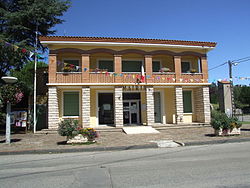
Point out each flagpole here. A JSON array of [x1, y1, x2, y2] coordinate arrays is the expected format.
[[33, 24, 38, 133]]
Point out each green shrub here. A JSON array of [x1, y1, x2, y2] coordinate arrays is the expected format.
[[211, 110, 242, 130], [58, 119, 79, 139], [211, 110, 230, 130], [228, 116, 242, 129]]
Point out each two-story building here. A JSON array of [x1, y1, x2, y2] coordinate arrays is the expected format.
[[40, 36, 216, 129]]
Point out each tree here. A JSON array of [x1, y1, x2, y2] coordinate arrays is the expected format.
[[10, 61, 48, 94], [240, 86, 250, 106], [0, 0, 71, 78], [209, 82, 218, 104]]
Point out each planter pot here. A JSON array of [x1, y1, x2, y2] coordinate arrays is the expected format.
[[67, 134, 88, 144], [214, 128, 241, 136]]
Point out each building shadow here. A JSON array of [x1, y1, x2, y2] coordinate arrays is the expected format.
[[204, 134, 216, 137], [0, 139, 22, 143]]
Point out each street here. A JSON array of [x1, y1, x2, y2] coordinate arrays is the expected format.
[[0, 142, 250, 188]]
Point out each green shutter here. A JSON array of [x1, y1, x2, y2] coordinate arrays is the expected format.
[[153, 61, 160, 72], [122, 61, 142, 72], [63, 92, 79, 116], [183, 91, 192, 113], [99, 60, 114, 72]]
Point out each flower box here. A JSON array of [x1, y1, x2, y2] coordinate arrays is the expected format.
[[214, 128, 241, 136]]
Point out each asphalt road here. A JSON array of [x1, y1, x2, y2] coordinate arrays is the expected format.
[[0, 142, 250, 188]]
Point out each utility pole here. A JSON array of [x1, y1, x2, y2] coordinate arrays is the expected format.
[[228, 60, 235, 117], [33, 24, 38, 133]]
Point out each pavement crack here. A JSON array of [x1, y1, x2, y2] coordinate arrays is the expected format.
[[107, 167, 114, 188]]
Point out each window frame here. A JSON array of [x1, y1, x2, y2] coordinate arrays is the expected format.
[[181, 61, 191, 73], [122, 59, 144, 73], [97, 58, 114, 72], [182, 90, 193, 114], [61, 58, 81, 72], [62, 90, 81, 118], [152, 60, 162, 73]]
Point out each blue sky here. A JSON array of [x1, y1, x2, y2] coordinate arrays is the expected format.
[[54, 0, 250, 85]]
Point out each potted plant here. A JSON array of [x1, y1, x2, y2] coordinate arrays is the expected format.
[[190, 69, 196, 73], [78, 128, 99, 142], [160, 67, 171, 73], [211, 110, 241, 136], [58, 119, 79, 140], [58, 119, 99, 144]]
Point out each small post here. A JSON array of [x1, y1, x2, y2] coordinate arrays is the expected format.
[[228, 60, 235, 117], [33, 24, 38, 133], [6, 102, 11, 144]]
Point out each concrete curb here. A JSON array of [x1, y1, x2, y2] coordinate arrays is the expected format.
[[1, 137, 250, 155], [0, 143, 158, 156], [184, 137, 250, 146]]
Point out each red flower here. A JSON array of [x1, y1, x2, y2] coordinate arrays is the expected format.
[[21, 48, 27, 53]]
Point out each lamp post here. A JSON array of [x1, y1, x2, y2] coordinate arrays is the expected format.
[[1, 76, 18, 144]]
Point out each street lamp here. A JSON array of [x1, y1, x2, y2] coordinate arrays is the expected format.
[[1, 76, 18, 144]]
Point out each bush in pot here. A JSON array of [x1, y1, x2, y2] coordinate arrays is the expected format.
[[58, 119, 79, 140], [211, 110, 241, 136]]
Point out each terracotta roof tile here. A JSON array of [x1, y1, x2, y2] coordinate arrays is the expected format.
[[40, 36, 217, 47]]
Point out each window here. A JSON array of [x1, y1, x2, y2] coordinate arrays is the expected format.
[[181, 62, 190, 73], [98, 60, 114, 72], [153, 61, 161, 72], [122, 60, 142, 72], [63, 92, 79, 116], [183, 91, 192, 113], [63, 59, 80, 72]]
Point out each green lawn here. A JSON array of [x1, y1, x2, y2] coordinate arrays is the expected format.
[[238, 121, 250, 124]]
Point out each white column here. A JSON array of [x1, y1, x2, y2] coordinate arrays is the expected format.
[[202, 86, 211, 123], [175, 86, 184, 124], [114, 86, 123, 127], [48, 86, 59, 129], [146, 86, 155, 126], [82, 87, 91, 127]]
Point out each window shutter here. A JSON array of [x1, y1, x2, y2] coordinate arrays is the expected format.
[[63, 92, 79, 116], [183, 91, 192, 113]]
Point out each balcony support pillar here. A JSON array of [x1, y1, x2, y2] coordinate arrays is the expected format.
[[145, 55, 153, 83], [81, 54, 90, 83], [49, 54, 57, 83], [174, 56, 181, 83], [201, 56, 208, 83], [114, 55, 122, 83]]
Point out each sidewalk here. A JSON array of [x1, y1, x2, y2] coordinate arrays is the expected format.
[[1, 124, 250, 155]]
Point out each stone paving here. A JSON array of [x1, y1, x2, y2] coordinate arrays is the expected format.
[[0, 124, 250, 153]]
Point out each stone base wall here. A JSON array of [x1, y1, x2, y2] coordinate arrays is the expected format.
[[146, 87, 155, 125], [82, 87, 90, 127], [194, 86, 211, 123], [48, 86, 59, 129], [175, 86, 184, 124], [114, 86, 123, 127]]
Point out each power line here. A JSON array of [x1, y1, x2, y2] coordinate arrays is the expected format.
[[208, 62, 227, 71], [232, 56, 250, 62], [209, 56, 250, 71]]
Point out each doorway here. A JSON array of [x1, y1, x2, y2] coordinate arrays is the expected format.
[[98, 93, 114, 125], [123, 100, 140, 125]]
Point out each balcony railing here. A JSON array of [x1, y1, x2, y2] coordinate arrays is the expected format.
[[181, 73, 203, 83], [54, 72, 206, 84], [152, 72, 176, 83], [89, 72, 115, 83], [56, 72, 82, 83]]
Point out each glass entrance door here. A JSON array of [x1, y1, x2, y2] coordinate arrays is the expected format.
[[123, 100, 140, 125]]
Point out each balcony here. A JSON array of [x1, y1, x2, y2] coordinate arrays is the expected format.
[[54, 71, 206, 84]]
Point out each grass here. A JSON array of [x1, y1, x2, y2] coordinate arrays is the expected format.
[[237, 121, 250, 124]]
